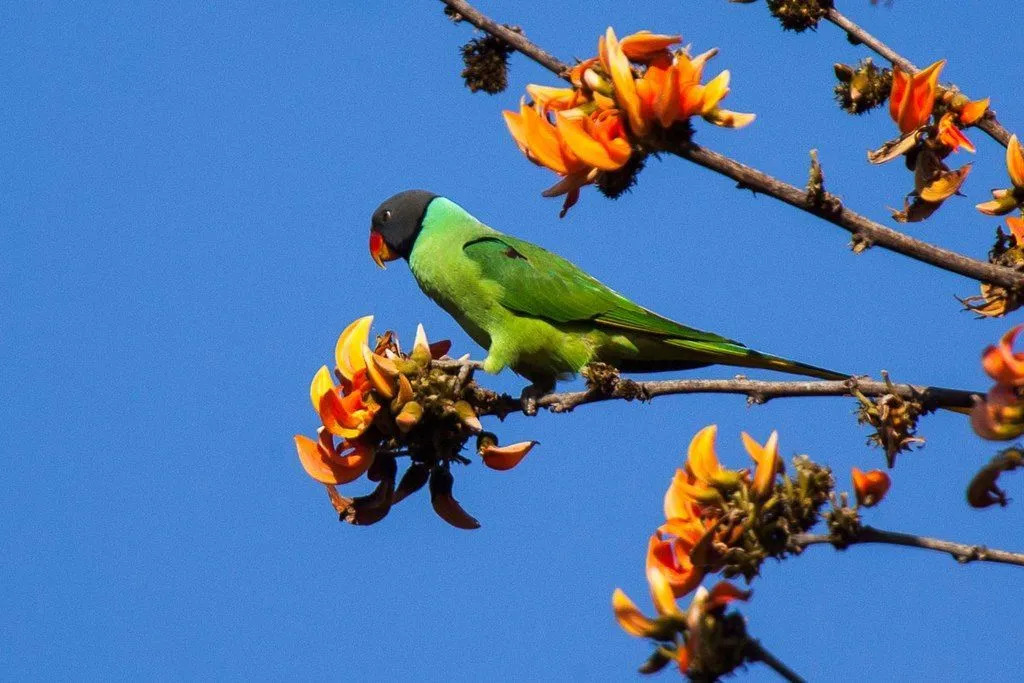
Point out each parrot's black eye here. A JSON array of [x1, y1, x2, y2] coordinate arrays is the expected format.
[[382, 210, 392, 222]]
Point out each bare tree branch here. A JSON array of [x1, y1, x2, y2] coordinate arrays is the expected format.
[[436, 0, 1024, 290], [793, 525, 1024, 568], [825, 6, 1012, 147], [432, 360, 979, 414]]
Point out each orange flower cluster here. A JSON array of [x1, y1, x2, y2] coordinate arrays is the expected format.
[[294, 315, 536, 527], [888, 60, 987, 149], [504, 28, 753, 216], [647, 426, 780, 599], [850, 467, 891, 507], [972, 324, 1024, 440], [873, 59, 988, 222], [977, 135, 1024, 217], [613, 570, 749, 676]]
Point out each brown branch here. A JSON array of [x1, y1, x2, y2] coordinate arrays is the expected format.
[[436, 0, 1024, 291], [825, 6, 1012, 147], [792, 525, 1024, 568], [432, 361, 980, 414]]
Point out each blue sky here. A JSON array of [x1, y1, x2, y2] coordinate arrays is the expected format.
[[3, 1, 1023, 680]]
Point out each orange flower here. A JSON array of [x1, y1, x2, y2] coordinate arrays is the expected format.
[[977, 136, 1024, 215], [647, 530, 705, 598], [850, 467, 891, 507], [971, 384, 1024, 440], [959, 97, 990, 126], [479, 440, 537, 471], [599, 27, 647, 137], [294, 430, 375, 485], [1007, 135, 1024, 189], [981, 324, 1024, 386], [937, 113, 975, 153], [555, 109, 632, 171], [889, 59, 944, 134], [741, 431, 781, 500], [503, 100, 585, 177], [619, 30, 681, 63]]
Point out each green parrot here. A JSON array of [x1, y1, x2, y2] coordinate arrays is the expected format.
[[369, 190, 846, 411]]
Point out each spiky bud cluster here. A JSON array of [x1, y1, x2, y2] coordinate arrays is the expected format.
[[834, 59, 892, 115], [459, 31, 517, 94], [596, 152, 648, 199], [766, 0, 833, 32], [853, 377, 925, 467]]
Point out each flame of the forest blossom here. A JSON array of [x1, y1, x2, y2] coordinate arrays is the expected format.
[[977, 135, 1024, 215], [889, 60, 944, 134], [851, 467, 891, 507], [972, 324, 1024, 440], [294, 316, 535, 528], [503, 27, 753, 215], [613, 574, 749, 674]]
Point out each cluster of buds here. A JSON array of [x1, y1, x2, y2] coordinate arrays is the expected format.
[[503, 28, 753, 216], [833, 59, 892, 115], [866, 60, 988, 223], [971, 325, 1024, 441], [765, 0, 833, 33], [613, 572, 751, 677], [294, 316, 536, 528], [646, 426, 835, 597], [852, 375, 925, 467], [961, 215, 1024, 317]]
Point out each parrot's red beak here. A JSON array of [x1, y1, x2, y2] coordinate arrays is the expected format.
[[369, 229, 397, 269]]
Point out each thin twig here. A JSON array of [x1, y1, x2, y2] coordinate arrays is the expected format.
[[792, 525, 1024, 567], [825, 6, 1012, 147], [432, 360, 980, 414], [436, 0, 1024, 290], [745, 640, 806, 683]]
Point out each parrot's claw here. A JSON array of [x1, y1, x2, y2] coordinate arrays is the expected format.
[[519, 385, 543, 416]]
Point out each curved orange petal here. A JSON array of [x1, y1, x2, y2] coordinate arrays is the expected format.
[[612, 589, 654, 637], [309, 365, 335, 412], [705, 581, 751, 611], [603, 27, 647, 137], [703, 108, 755, 129], [686, 425, 721, 484], [647, 533, 703, 598], [889, 68, 909, 125], [619, 31, 681, 63], [294, 434, 374, 485], [699, 70, 731, 115], [937, 113, 975, 153], [647, 565, 681, 616], [335, 316, 373, 382], [555, 113, 623, 171], [480, 441, 537, 471], [851, 467, 891, 507], [1007, 135, 1024, 189], [900, 59, 944, 133], [664, 468, 702, 521], [742, 431, 779, 500], [959, 97, 989, 125], [1006, 216, 1024, 244], [655, 61, 681, 127]]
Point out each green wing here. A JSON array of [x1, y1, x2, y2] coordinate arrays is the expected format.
[[461, 234, 743, 348]]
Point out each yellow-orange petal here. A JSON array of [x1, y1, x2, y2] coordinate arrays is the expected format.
[[703, 108, 755, 129], [976, 190, 1019, 216], [480, 440, 537, 471], [686, 425, 721, 484], [918, 163, 972, 203], [647, 565, 681, 616], [664, 468, 702, 521], [1007, 135, 1024, 189], [699, 70, 730, 115], [319, 389, 373, 438], [654, 61, 681, 127], [900, 59, 944, 134], [335, 316, 373, 382], [503, 107, 530, 154], [310, 365, 335, 412], [1006, 216, 1024, 244], [889, 68, 909, 125], [742, 431, 780, 500], [603, 27, 647, 137], [705, 581, 751, 611], [851, 467, 891, 507], [619, 31, 682, 63], [647, 533, 703, 598], [555, 112, 627, 171], [294, 434, 373, 485], [960, 97, 990, 125], [526, 84, 581, 112], [982, 324, 1024, 385], [937, 113, 975, 153], [612, 588, 655, 637], [361, 345, 396, 400]]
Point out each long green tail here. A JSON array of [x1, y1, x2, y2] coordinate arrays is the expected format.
[[659, 337, 849, 381]]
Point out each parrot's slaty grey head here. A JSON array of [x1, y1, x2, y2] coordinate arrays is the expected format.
[[369, 189, 438, 267]]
